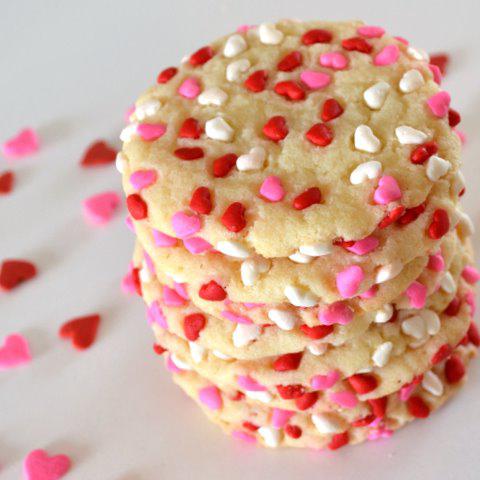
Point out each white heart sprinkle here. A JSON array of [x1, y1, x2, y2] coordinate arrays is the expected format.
[[258, 23, 284, 45], [407, 46, 429, 62], [205, 117, 234, 141], [421, 309, 441, 336], [223, 34, 247, 58], [426, 155, 451, 181], [284, 285, 317, 307], [372, 341, 393, 367], [135, 99, 161, 120], [354, 125, 381, 153], [311, 413, 345, 434], [212, 350, 231, 360], [288, 251, 314, 264], [267, 309, 297, 331], [307, 342, 328, 356], [198, 87, 228, 106], [226, 58, 251, 82], [363, 81, 390, 110], [457, 211, 475, 237], [375, 262, 403, 284], [258, 426, 282, 448], [188, 341, 206, 364], [350, 161, 382, 185], [236, 147, 266, 171], [399, 69, 425, 93], [115, 152, 127, 173], [374, 304, 394, 323], [452, 171, 466, 197], [440, 272, 456, 293], [215, 240, 251, 258], [241, 257, 271, 286], [422, 370, 444, 397], [232, 323, 261, 347], [170, 353, 192, 371], [299, 242, 333, 257], [120, 123, 138, 142], [245, 390, 272, 403], [395, 126, 429, 145], [401, 315, 427, 340]]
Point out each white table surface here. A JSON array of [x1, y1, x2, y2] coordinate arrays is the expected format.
[[1, 1, 480, 478]]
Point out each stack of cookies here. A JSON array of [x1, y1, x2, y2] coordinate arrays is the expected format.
[[119, 20, 479, 450]]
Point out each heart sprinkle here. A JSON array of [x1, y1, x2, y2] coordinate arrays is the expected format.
[[59, 314, 101, 350]]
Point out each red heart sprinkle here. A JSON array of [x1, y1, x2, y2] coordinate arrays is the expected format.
[[263, 116, 289, 142], [213, 153, 237, 178], [293, 187, 322, 210], [428, 209, 450, 239], [429, 53, 449, 75], [347, 373, 378, 394], [284, 424, 302, 439], [342, 37, 373, 53], [321, 98, 344, 122], [80, 140, 117, 167], [0, 170, 14, 195], [407, 395, 430, 418], [0, 259, 37, 291], [179, 117, 203, 139], [221, 202, 246, 232], [306, 123, 333, 146], [368, 396, 388, 418], [448, 108, 461, 127], [153, 343, 167, 355], [351, 414, 376, 427], [410, 141, 438, 164], [468, 322, 480, 347], [445, 354, 465, 384], [59, 314, 101, 350], [328, 432, 349, 450], [199, 280, 227, 301], [244, 70, 268, 92], [431, 343, 452, 364], [277, 51, 303, 71], [275, 384, 306, 399], [299, 324, 333, 339], [444, 296, 461, 316], [396, 202, 426, 226], [174, 147, 204, 160], [126, 193, 148, 220], [294, 391, 318, 410], [273, 352, 303, 371], [183, 313, 207, 341], [274, 81, 306, 101], [131, 267, 142, 296], [189, 46, 214, 66], [301, 29, 333, 45], [190, 187, 212, 214], [333, 238, 355, 249], [157, 67, 178, 84], [378, 205, 405, 229]]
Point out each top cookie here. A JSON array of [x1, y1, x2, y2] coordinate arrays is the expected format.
[[121, 19, 462, 259]]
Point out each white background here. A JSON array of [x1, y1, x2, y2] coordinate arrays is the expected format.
[[1, 0, 480, 478]]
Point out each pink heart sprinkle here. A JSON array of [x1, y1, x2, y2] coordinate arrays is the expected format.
[[166, 354, 183, 373], [336, 265, 365, 298], [318, 301, 354, 325], [329, 390, 359, 409], [319, 52, 349, 70], [368, 426, 393, 441], [346, 235, 380, 255], [232, 430, 257, 443], [121, 267, 136, 295], [242, 302, 265, 309], [259, 175, 285, 202], [427, 251, 445, 272], [374, 176, 402, 205], [23, 449, 71, 480], [136, 123, 167, 141], [429, 64, 442, 85], [271, 408, 295, 428], [125, 216, 135, 232], [143, 251, 155, 273], [152, 229, 177, 247], [466, 290, 476, 316], [237, 24, 255, 33], [0, 333, 31, 370], [310, 370, 340, 390], [357, 25, 385, 38], [359, 285, 377, 299], [178, 77, 201, 99], [222, 310, 253, 325], [374, 44, 400, 66], [1, 128, 39, 159], [300, 70, 331, 89], [405, 281, 427, 309], [82, 191, 120, 225], [454, 129, 466, 145], [183, 236, 213, 254], [199, 385, 223, 410], [171, 211, 201, 239], [163, 285, 187, 307], [399, 382, 417, 401], [237, 375, 267, 391], [462, 266, 480, 285], [129, 169, 158, 190], [147, 300, 168, 328], [427, 91, 451, 118], [173, 282, 189, 300]]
